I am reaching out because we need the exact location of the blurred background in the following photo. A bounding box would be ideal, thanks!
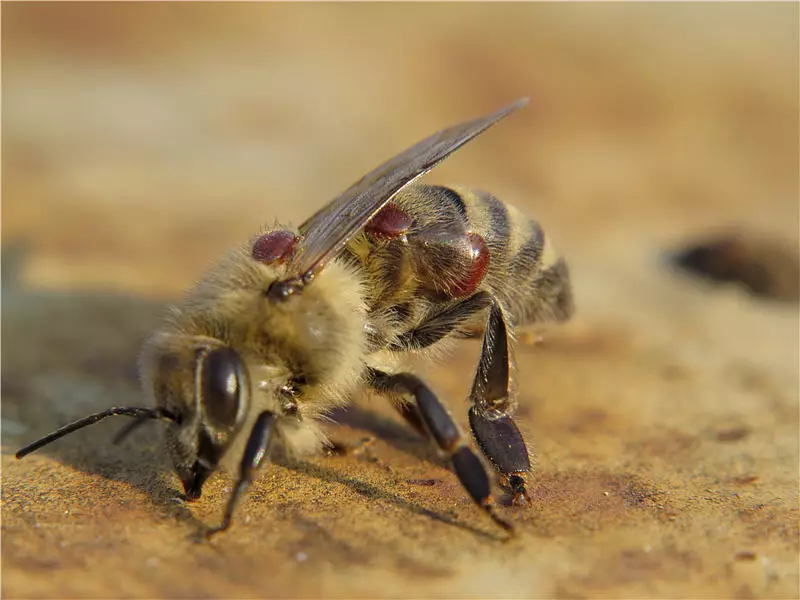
[2,3,798,598]
[4,3,797,294]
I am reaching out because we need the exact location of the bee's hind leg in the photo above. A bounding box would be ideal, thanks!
[368,369,513,534]
[468,300,533,506]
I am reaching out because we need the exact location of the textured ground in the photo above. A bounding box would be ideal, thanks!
[2,3,798,598]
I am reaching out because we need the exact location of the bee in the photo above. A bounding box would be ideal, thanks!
[16,98,573,537]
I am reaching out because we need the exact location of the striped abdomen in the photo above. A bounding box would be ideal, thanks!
[442,185,574,326]
[344,184,574,348]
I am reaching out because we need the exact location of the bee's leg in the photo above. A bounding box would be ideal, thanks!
[205,410,277,538]
[385,291,492,438]
[468,300,533,506]
[389,291,491,351]
[368,369,512,534]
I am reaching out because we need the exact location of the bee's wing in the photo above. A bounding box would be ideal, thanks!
[286,98,528,282]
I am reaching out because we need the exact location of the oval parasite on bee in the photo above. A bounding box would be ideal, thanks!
[447,232,491,297]
[364,202,413,241]
[252,230,299,264]
[16,98,574,537]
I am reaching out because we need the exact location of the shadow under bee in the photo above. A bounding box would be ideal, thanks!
[286,459,503,541]
[327,404,449,467]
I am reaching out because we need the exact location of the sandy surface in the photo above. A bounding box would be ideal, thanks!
[2,3,798,598]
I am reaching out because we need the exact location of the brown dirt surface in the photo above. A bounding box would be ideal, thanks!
[2,3,798,598]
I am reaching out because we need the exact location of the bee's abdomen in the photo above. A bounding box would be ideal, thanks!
[348,184,573,339]
[435,186,574,325]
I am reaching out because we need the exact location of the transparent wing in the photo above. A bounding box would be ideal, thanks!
[287,98,528,281]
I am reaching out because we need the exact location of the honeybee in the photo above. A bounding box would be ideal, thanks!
[17,98,573,536]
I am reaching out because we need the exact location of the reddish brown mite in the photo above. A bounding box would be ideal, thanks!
[365,202,413,240]
[446,232,490,297]
[252,230,299,264]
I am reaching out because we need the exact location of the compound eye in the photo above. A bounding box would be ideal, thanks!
[199,347,246,430]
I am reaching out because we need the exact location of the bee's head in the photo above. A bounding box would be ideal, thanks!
[15,336,253,505]
[143,337,251,500]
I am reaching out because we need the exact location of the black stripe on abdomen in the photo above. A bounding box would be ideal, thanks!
[509,219,546,280]
[475,191,510,250]
[428,185,469,223]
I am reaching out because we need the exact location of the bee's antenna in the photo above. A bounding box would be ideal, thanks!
[15,407,179,459]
